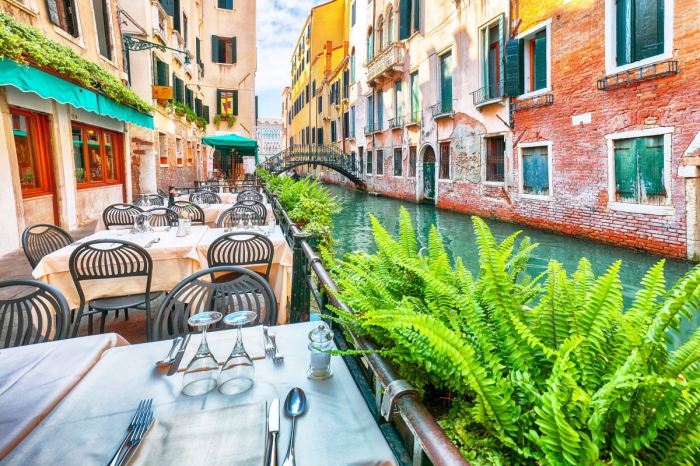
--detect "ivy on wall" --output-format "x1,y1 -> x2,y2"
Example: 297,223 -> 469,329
0,12 -> 153,114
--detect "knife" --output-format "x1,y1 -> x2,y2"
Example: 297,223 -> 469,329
267,398 -> 280,466
167,334 -> 191,376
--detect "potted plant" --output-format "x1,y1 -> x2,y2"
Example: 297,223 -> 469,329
214,114 -> 237,128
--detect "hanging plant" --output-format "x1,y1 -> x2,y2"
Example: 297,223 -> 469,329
214,114 -> 236,128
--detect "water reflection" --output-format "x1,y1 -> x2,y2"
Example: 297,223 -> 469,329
328,185 -> 698,348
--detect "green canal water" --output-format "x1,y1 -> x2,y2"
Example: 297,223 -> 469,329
327,184 -> 700,348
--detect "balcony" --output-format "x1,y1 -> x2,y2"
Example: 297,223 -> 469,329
347,129 -> 355,140
430,101 -> 454,119
389,115 -> 404,129
597,60 -> 679,90
171,32 -> 186,65
366,43 -> 404,86
364,124 -> 373,136
151,2 -> 168,44
471,82 -> 504,108
406,110 -> 421,127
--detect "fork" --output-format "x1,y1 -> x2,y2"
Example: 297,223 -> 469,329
108,399 -> 153,466
115,411 -> 153,466
263,326 -> 274,354
270,333 -> 284,362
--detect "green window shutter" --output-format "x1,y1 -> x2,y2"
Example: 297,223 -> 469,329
173,0 -> 181,31
233,90 -> 239,115
482,27 -> 490,90
534,30 -> 547,91
178,78 -> 184,103
636,0 -> 664,61
440,52 -> 452,111
399,0 -> 411,40
639,135 -> 665,201
152,53 -> 158,85
195,98 -> 202,116
523,147 -> 549,195
203,105 -> 210,122
412,0 -> 420,32
212,35 -> 219,63
159,0 -> 174,16
216,89 -> 222,115
411,72 -> 419,117
156,60 -> 168,86
616,0 -> 633,66
614,138 -> 638,203
186,88 -> 193,109
232,37 -> 237,64
498,14 -> 505,96
195,37 -> 201,63
506,39 -> 521,96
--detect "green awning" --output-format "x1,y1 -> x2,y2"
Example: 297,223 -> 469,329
0,59 -> 153,129
202,133 -> 259,164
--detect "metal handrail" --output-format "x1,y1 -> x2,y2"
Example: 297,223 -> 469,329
471,82 -> 504,106
265,188 -> 469,466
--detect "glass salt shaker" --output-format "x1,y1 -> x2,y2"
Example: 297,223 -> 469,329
268,217 -> 276,235
307,324 -> 333,381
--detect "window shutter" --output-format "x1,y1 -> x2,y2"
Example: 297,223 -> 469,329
616,0 -> 633,66
233,90 -> 239,115
152,53 -> 159,86
440,52 -> 452,110
639,135 -> 665,200
186,88 -> 193,109
537,150 -> 549,195
157,60 -> 169,86
498,14 -> 505,96
399,0 -> 411,40
212,35 -> 219,63
636,0 -> 664,61
216,89 -> 222,115
318,128 -> 324,145
412,0 -> 420,32
173,0 -> 181,31
232,37 -> 237,64
534,30 -> 547,91
160,0 -> 175,16
179,78 -> 185,103
195,98 -> 202,116
203,105 -> 210,122
46,0 -> 61,25
195,37 -> 201,63
614,138 -> 638,203
506,39 -> 521,97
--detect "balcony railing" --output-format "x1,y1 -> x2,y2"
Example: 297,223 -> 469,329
431,101 -> 454,119
597,60 -> 679,90
373,121 -> 383,133
347,128 -> 355,139
364,124 -> 373,135
366,43 -> 404,84
389,115 -> 404,128
471,82 -> 504,107
151,3 -> 168,43
406,110 -> 421,126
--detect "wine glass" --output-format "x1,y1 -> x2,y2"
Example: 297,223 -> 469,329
237,214 -> 244,230
182,311 -> 222,396
246,212 -> 254,230
218,310 -> 257,395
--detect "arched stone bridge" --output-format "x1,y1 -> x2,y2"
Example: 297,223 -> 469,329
257,145 -> 366,188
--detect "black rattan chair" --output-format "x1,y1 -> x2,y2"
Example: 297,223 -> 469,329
103,204 -> 143,229
147,207 -> 179,227
207,232 -> 274,280
168,202 -> 206,225
235,201 -> 267,222
69,239 -> 161,340
189,191 -> 222,204
217,206 -> 263,228
237,190 -> 263,203
157,188 -> 167,198
0,279 -> 70,347
133,194 -> 166,206
151,266 -> 277,341
21,224 -> 74,269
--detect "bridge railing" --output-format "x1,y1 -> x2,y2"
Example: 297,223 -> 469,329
264,186 -> 469,466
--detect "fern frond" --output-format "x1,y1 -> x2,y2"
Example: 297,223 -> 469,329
397,206 -> 418,258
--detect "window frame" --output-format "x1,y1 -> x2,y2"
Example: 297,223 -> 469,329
366,149 -> 373,176
482,134 -> 507,186
439,141 -> 451,180
604,0 -> 673,75
158,132 -> 168,167
46,0 -> 80,38
176,137 -> 183,167
10,108 -> 54,199
518,141 -> 554,201
217,0 -> 234,10
408,145 -> 417,177
92,0 -> 113,60
393,147 -> 403,177
479,15 -> 506,103
71,122 -> 123,189
516,19 -> 552,99
376,149 -> 384,175
605,126 -> 674,215
187,140 -> 194,166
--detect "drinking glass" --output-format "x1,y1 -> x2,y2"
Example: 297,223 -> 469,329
218,310 -> 257,395
246,213 -> 254,230
237,215 -> 244,230
182,311 -> 222,396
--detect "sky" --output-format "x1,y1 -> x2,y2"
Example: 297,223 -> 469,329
255,0 -> 327,119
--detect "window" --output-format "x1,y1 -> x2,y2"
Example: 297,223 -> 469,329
331,120 -> 337,143
439,51 -> 453,112
343,111 -> 349,139
217,0 -> 233,9
387,6 -> 394,44
439,142 -> 450,179
182,13 -> 188,48
520,143 -> 551,197
377,91 -> 383,130
343,69 -> 349,99
485,136 -> 505,183
92,0 -> 112,59
187,141 -> 194,166
378,16 -> 385,51
72,123 -> 122,186
367,27 -> 374,61
399,0 -> 421,39
410,71 -> 419,121
481,16 -> 505,100
614,135 -> 666,205
367,96 -> 374,127
376,150 -> 384,175
11,109 -> 52,198
409,145 -> 417,177
351,1 -> 356,27
394,80 -> 402,119
217,89 -> 238,115
366,150 -> 373,175
212,36 -> 237,64
176,138 -> 183,166
394,148 -> 402,176
153,55 -> 169,86
173,74 -> 184,103
614,0 -> 665,67
350,48 -> 356,82
317,128 -> 324,145
508,22 -> 550,96
158,133 -> 168,166
46,0 -> 79,37
185,88 -> 194,110
317,95 -> 323,114
203,105 -> 210,123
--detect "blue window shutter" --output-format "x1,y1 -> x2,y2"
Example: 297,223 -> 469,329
399,0 -> 411,40
534,30 -> 547,91
440,52 -> 452,110
635,0 -> 664,61
412,0 -> 420,32
226,0 -> 233,9
212,35 -> 219,63
614,138 -> 638,203
506,39 -> 521,97
639,135 -> 665,201
159,0 -> 175,16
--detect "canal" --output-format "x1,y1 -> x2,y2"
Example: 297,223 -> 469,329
327,184 -> 699,347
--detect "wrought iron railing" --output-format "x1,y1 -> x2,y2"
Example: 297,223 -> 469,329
597,60 -> 679,90
373,121 -> 383,133
471,82 -> 504,106
366,43 -> 405,83
430,101 -> 454,118
512,93 -> 554,112
407,110 -> 421,125
364,125 -> 373,135
389,115 -> 404,128
264,188 -> 469,466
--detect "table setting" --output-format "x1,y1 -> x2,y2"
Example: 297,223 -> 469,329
2,321 -> 398,465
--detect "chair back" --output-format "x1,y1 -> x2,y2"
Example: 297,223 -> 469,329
235,201 -> 267,222
152,266 -> 277,341
148,207 -> 179,227
168,202 -> 206,224
103,204 -> 143,229
0,279 -> 70,347
217,206 -> 263,228
133,194 -> 166,206
189,191 -> 221,204
21,224 -> 74,268
157,188 -> 167,198
237,190 -> 263,203
207,232 -> 274,279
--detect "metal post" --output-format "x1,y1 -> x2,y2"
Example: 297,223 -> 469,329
290,231 -> 313,323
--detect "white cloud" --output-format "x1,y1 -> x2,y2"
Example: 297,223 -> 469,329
256,0 -> 327,117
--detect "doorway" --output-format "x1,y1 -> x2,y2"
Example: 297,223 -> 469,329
422,145 -> 436,200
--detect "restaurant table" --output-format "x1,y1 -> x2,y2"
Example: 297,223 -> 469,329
3,322 -> 398,466
175,192 -> 268,205
32,226 -> 209,310
0,334 -> 128,461
196,226 -> 293,324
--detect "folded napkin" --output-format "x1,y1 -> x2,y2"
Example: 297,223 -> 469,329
128,403 -> 266,466
179,326 -> 266,372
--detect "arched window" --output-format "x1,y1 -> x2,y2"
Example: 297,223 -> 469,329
387,6 -> 394,45
377,16 -> 385,51
350,47 -> 356,82
367,27 -> 374,61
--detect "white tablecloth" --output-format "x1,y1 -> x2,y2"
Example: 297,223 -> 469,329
3,322 -> 398,466
0,334 -> 128,460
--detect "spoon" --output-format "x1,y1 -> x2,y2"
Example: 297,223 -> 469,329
282,387 -> 307,466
